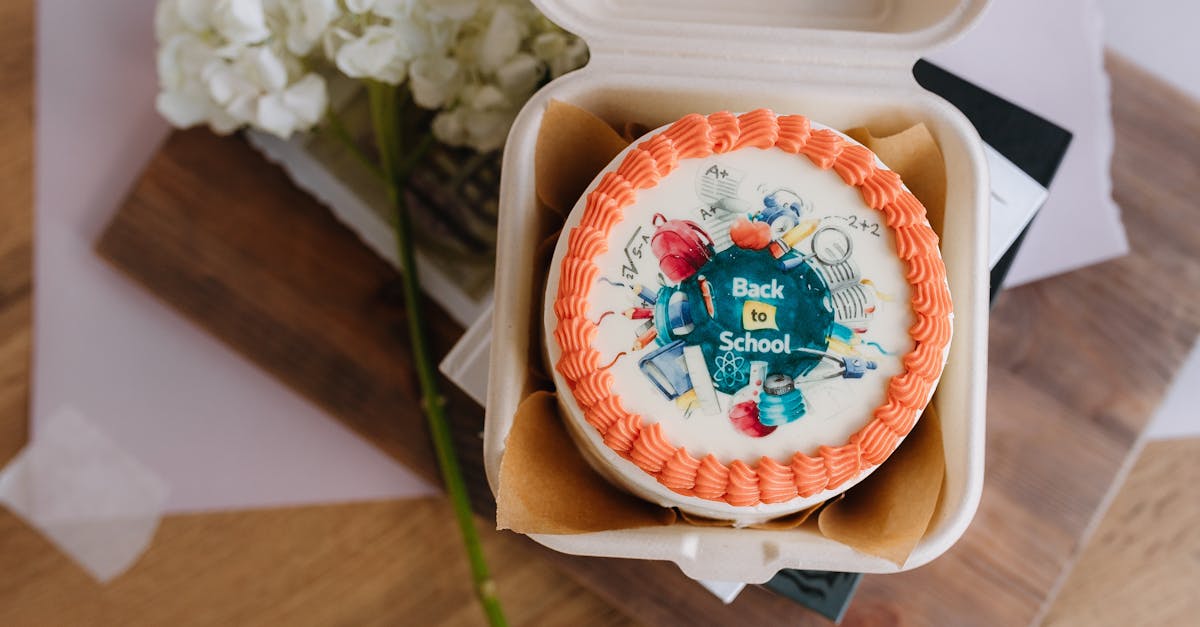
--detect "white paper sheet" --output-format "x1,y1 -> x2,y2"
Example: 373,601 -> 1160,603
984,144 -> 1048,268
0,407 -> 169,582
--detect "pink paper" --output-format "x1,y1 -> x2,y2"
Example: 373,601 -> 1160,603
34,0 -> 432,513
930,0 -> 1129,285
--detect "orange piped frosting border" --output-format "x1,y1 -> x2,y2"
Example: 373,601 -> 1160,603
553,110 -> 952,507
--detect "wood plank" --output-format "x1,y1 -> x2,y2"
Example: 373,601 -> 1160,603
0,0 -> 33,467
0,499 -> 635,627
1043,437 -> 1200,627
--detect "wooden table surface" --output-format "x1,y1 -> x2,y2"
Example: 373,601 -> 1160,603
2,0 -> 1198,623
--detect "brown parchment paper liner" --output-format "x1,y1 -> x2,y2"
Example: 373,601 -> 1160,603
497,101 -> 948,566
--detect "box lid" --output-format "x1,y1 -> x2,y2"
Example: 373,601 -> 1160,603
534,0 -> 989,75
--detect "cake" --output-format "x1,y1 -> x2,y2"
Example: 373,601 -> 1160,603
544,110 -> 952,523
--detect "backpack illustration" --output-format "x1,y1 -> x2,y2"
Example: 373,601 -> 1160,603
650,213 -> 715,283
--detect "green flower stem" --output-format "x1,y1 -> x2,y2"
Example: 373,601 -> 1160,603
323,106 -> 384,181
365,81 -> 508,627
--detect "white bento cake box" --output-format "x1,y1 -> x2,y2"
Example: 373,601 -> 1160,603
485,0 -> 990,583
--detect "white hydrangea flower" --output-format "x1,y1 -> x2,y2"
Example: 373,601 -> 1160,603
343,0 -> 375,14
434,83 -> 517,152
409,56 -> 462,108
255,73 -> 329,137
469,83 -> 509,111
409,1 -> 589,151
494,52 -> 542,98
211,0 -> 271,45
154,0 -> 331,138
463,108 -> 517,153
321,25 -> 354,62
279,0 -> 340,56
336,23 -> 426,84
155,0 -> 589,149
548,37 -> 587,78
364,0 -> 405,20
529,31 -> 566,61
431,107 -> 467,146
155,31 -> 239,131
426,0 -> 480,22
475,4 -> 524,73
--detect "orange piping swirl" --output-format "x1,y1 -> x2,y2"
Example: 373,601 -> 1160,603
820,444 -> 863,489
913,279 -> 953,317
553,316 -> 596,352
791,452 -> 829,498
707,111 -> 740,153
725,460 -> 760,506
832,143 -> 876,186
693,454 -> 729,500
615,149 -> 661,190
584,395 -> 625,432
852,419 -> 900,466
903,341 -> 944,377
875,398 -> 918,435
603,412 -> 641,454
889,371 -> 935,408
859,168 -> 903,209
882,190 -> 926,227
580,197 -> 623,235
757,456 -> 798,504
662,113 -> 714,158
573,370 -> 613,409
800,128 -> 844,169
894,223 -> 941,260
553,294 -> 589,320
567,226 -> 608,261
629,422 -> 675,474
640,134 -> 680,176
556,346 -> 601,382
659,448 -> 701,492
732,108 -> 780,150
594,172 -> 637,206
905,253 -> 946,284
552,110 -> 952,507
557,256 -> 598,300
912,313 -> 952,348
775,115 -> 812,153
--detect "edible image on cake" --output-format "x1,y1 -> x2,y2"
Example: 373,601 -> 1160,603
592,155 -> 908,448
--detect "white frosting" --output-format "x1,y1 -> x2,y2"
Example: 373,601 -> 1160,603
588,147 -> 912,461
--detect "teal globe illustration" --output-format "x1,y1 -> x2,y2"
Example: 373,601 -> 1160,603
656,247 -> 835,395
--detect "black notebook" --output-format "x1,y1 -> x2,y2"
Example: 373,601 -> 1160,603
916,59 -> 1073,301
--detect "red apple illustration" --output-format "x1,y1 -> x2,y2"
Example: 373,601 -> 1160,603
730,218 -> 772,250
